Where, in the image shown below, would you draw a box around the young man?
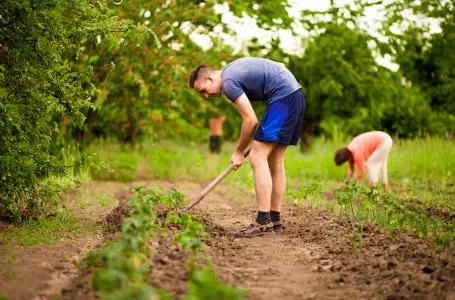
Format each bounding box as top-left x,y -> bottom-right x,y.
208,116 -> 226,154
334,131 -> 393,192
189,57 -> 305,237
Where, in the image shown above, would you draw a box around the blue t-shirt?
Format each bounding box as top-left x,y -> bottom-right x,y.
222,57 -> 301,105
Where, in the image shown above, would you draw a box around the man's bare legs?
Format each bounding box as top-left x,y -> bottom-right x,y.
248,141 -> 276,212
268,145 -> 288,212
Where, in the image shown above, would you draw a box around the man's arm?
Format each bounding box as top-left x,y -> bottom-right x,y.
231,93 -> 258,168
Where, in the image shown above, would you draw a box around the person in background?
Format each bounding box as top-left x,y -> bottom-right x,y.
334,131 -> 393,192
209,115 -> 226,153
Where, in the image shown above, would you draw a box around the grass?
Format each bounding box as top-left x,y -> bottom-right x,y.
0,209 -> 94,245
7,136 -> 452,246
388,136 -> 455,180
77,194 -> 117,209
137,137 -> 453,245
89,142 -> 142,181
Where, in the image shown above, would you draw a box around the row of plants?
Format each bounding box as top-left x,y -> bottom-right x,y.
289,180 -> 455,248
85,187 -> 245,299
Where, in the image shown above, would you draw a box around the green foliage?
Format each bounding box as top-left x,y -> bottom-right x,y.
384,0 -> 455,116
229,1 -> 292,29
0,209 -> 88,245
104,284 -> 160,300
85,186 -> 161,297
287,182 -> 325,208
90,147 -> 142,182
288,182 -> 322,199
388,137 -> 455,180
0,0 -> 152,219
167,213 -> 207,252
288,1 -> 438,139
334,181 -> 455,247
186,264 -> 246,300
86,186 -> 242,298
72,0 -> 292,144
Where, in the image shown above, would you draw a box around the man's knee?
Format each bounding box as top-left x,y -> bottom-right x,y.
248,151 -> 264,169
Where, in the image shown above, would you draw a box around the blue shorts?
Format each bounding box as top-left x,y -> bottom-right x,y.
254,89 -> 305,146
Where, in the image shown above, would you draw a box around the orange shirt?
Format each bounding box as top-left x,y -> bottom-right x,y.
347,131 -> 389,178
209,117 -> 226,136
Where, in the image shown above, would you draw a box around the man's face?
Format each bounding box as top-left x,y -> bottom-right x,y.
194,76 -> 222,99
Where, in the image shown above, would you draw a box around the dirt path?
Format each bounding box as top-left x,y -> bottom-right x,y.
1,180 -> 454,299
0,182 -> 134,300
174,181 -> 455,300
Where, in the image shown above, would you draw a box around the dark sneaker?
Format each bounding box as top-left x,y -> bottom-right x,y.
272,220 -> 284,233
233,221 -> 274,237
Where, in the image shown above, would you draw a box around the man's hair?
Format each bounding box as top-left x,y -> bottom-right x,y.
334,147 -> 352,166
188,65 -> 213,88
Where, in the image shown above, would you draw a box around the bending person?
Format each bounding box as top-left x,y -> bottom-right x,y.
334,131 -> 393,192
189,57 -> 305,237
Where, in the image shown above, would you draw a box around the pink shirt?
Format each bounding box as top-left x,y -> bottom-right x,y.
347,131 -> 389,178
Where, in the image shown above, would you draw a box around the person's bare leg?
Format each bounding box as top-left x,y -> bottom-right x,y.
248,141 -> 276,212
268,145 -> 287,212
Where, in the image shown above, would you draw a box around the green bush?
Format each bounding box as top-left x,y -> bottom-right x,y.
91,150 -> 141,182
0,0 -> 151,219
186,265 -> 246,300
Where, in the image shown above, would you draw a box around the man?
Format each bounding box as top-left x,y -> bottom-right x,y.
189,57 -> 305,237
208,115 -> 226,154
334,131 -> 393,192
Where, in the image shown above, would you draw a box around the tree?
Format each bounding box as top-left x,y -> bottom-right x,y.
384,0 -> 455,119
0,0 -> 151,219
69,0 -> 295,143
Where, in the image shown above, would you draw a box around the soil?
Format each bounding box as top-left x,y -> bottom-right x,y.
0,182 -> 134,300
1,180 -> 454,300
188,182 -> 455,300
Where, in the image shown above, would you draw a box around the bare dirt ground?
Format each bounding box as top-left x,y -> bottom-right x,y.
185,182 -> 455,300
1,179 -> 454,300
0,182 -> 134,300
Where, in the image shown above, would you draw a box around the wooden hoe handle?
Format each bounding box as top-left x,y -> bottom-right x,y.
184,147 -> 251,211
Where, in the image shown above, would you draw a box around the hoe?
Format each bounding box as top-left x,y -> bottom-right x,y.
183,147 -> 251,211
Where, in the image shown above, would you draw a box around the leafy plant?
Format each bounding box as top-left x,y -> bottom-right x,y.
288,182 -> 323,207
167,213 -> 207,253
335,180 -> 368,248
186,264 -> 246,300
85,186 -> 161,297
0,0 -> 153,219
85,186 -> 243,298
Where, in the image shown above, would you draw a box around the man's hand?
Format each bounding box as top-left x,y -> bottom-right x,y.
230,149 -> 244,170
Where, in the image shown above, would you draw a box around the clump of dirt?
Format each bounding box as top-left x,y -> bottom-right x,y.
104,202 -> 131,236
196,214 -> 232,245
149,230 -> 191,297
425,206 -> 455,222
0,219 -> 12,232
60,267 -> 96,300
